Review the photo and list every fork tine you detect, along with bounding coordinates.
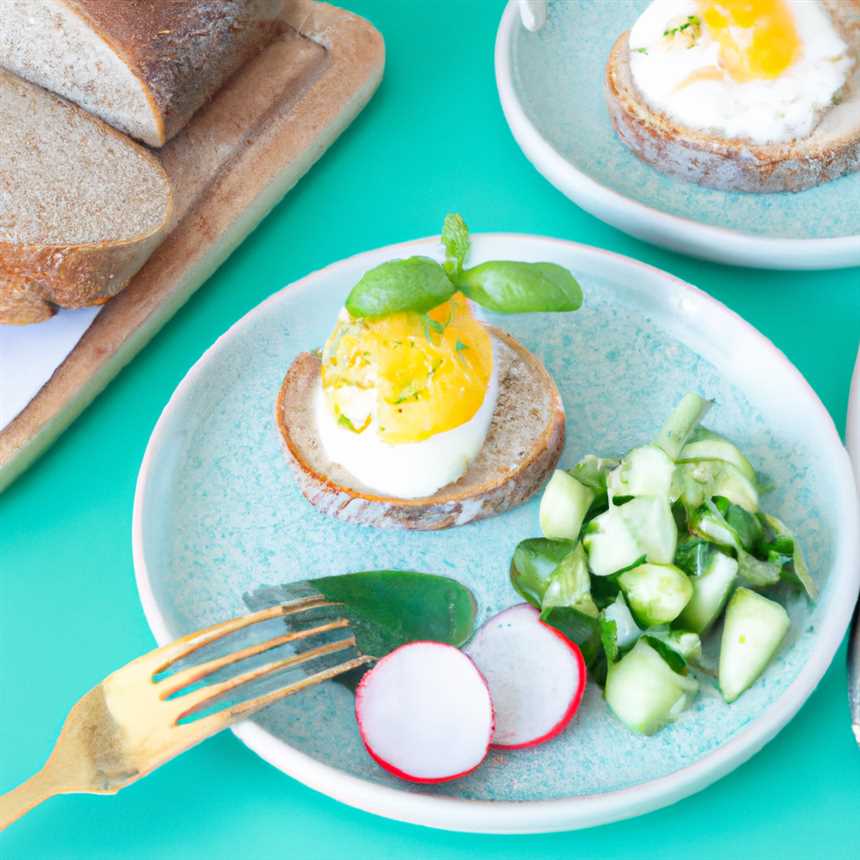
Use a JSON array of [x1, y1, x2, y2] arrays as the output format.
[[169, 636, 359, 721], [179, 654, 374, 742], [158, 617, 352, 698], [148, 596, 332, 674]]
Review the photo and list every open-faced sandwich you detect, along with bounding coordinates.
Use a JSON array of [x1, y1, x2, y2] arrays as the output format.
[[606, 0, 860, 192], [275, 215, 581, 530]]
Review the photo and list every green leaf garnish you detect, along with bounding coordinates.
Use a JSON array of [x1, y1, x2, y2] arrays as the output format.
[[343, 214, 584, 319], [442, 212, 471, 275], [455, 339, 469, 352], [244, 571, 477, 660], [454, 261, 583, 313], [345, 256, 455, 319]]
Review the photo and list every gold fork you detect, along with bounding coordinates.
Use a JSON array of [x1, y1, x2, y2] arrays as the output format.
[[0, 596, 371, 830]]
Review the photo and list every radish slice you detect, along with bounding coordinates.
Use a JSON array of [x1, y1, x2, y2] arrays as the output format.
[[466, 604, 586, 749], [354, 641, 494, 783]]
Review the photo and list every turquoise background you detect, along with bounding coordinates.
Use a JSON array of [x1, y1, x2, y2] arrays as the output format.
[[1, 1, 858, 856]]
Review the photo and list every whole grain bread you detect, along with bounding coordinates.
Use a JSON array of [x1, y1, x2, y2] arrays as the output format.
[[0, 0, 283, 147], [605, 0, 860, 193], [275, 327, 566, 530], [0, 68, 173, 324]]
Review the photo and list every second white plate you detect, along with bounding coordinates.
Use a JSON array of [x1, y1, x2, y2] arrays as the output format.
[[496, 0, 860, 270]]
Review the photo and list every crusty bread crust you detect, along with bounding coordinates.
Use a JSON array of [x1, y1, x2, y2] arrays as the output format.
[[0, 73, 173, 325], [67, 0, 284, 145], [605, 0, 860, 193], [275, 327, 565, 530]]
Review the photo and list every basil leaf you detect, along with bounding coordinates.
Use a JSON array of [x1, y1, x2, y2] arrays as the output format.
[[345, 256, 455, 318], [454, 261, 583, 313], [442, 212, 470, 275], [244, 570, 477, 659]]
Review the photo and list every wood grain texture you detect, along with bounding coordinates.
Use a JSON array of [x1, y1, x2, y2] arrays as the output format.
[[0, 0, 385, 492]]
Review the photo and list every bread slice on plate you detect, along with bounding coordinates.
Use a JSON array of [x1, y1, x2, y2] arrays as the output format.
[[0, 0, 283, 146], [0, 69, 173, 325], [606, 0, 860, 193], [276, 327, 565, 530]]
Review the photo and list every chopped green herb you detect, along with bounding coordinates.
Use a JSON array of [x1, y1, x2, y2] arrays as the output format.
[[455, 339, 470, 352], [633, 47, 648, 55]]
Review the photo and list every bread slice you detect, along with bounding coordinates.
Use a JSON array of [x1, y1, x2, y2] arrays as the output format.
[[0, 0, 283, 147], [606, 0, 860, 193], [0, 69, 173, 325], [276, 327, 565, 530]]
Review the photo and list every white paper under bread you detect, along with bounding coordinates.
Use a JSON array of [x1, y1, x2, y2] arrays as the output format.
[[0, 307, 100, 430]]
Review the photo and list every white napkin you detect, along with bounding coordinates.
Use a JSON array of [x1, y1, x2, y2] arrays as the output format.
[[0, 307, 101, 430]]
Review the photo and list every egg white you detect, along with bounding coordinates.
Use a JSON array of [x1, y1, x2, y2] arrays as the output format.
[[629, 0, 854, 145], [314, 344, 500, 499]]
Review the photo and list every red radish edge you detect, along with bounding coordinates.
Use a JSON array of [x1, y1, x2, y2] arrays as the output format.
[[496, 621, 586, 750], [467, 604, 587, 751], [354, 641, 495, 784]]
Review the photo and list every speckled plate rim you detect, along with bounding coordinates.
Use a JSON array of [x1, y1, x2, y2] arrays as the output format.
[[495, 1, 860, 271], [132, 233, 860, 834]]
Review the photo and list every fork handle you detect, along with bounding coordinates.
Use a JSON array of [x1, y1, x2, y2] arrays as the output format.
[[0, 769, 63, 831]]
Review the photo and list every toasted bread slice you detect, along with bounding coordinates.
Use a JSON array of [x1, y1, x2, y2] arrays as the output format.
[[606, 0, 860, 193], [275, 327, 565, 530], [0, 69, 173, 325]]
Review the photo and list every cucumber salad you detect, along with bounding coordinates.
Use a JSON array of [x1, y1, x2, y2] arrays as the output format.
[[511, 393, 814, 736]]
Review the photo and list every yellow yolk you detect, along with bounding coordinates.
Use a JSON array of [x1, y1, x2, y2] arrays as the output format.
[[698, 0, 800, 81], [321, 293, 493, 445]]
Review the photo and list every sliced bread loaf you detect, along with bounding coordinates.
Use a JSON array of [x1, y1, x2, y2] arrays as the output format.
[[0, 0, 283, 147], [606, 0, 860, 193], [276, 327, 566, 530], [0, 69, 173, 324]]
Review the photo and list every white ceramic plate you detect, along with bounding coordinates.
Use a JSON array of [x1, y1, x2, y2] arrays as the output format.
[[495, 0, 860, 270], [133, 233, 860, 833]]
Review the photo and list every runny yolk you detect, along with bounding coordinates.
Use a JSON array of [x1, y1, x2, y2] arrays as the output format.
[[697, 0, 800, 81], [699, 0, 801, 82], [321, 292, 493, 445]]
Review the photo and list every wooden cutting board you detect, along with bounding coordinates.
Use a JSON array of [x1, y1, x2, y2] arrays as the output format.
[[0, 0, 383, 493]]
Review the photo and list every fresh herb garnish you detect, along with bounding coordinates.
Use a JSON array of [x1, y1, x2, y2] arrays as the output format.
[[632, 47, 648, 55], [344, 214, 583, 319], [455, 339, 469, 352], [663, 14, 701, 45]]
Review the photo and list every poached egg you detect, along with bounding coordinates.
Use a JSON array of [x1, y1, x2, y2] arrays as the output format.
[[629, 0, 854, 145], [315, 293, 498, 499]]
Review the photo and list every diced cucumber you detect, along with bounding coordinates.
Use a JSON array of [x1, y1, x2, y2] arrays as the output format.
[[584, 496, 677, 576], [539, 470, 595, 541], [679, 427, 756, 482], [605, 639, 699, 735], [618, 563, 693, 627], [568, 455, 618, 493], [675, 461, 759, 513], [719, 587, 790, 703], [600, 592, 641, 661], [607, 445, 675, 500], [583, 506, 642, 576], [689, 505, 736, 548], [675, 549, 738, 634], [661, 629, 702, 663], [760, 513, 817, 600], [543, 542, 599, 618], [653, 393, 712, 461], [621, 496, 677, 564]]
